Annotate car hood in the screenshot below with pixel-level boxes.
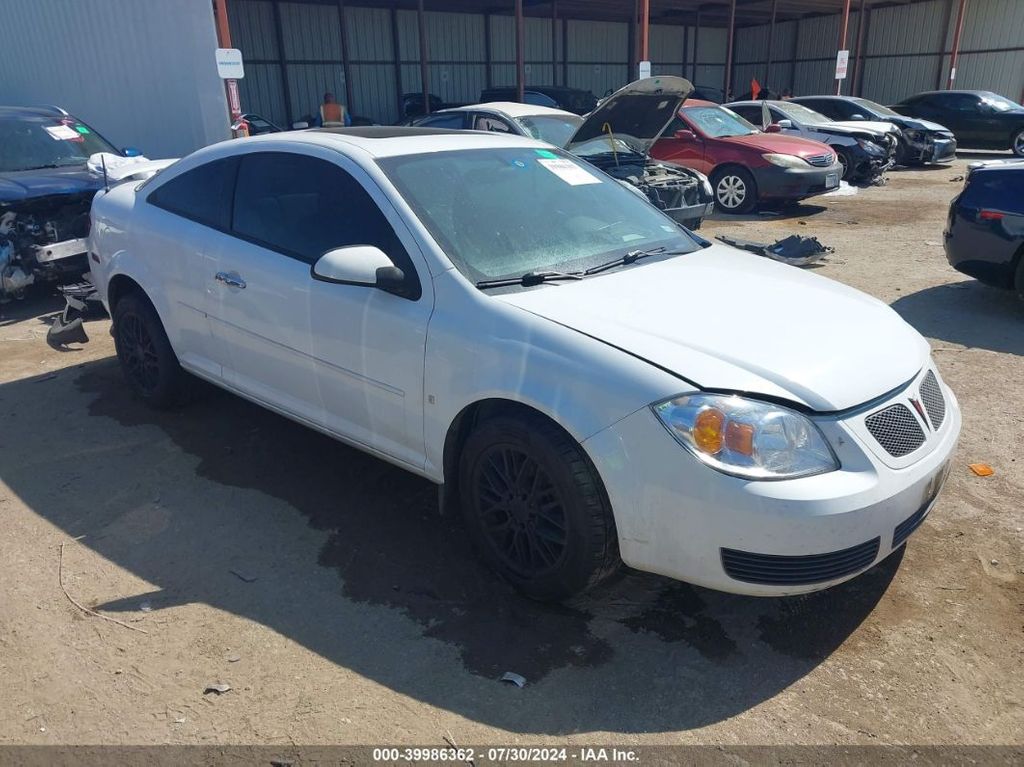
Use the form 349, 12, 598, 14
711, 131, 835, 159
827, 120, 898, 137
496, 244, 929, 412
0, 165, 102, 203
566, 76, 694, 155
888, 115, 951, 133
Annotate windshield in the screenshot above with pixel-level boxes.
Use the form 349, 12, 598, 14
774, 102, 831, 126
567, 135, 643, 158
0, 114, 118, 172
853, 98, 899, 117
379, 147, 697, 285
514, 114, 584, 148
981, 92, 1022, 112
682, 106, 758, 138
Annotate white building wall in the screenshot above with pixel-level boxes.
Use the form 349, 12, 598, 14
0, 0, 229, 158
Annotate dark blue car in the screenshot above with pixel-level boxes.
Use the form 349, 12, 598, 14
0, 106, 138, 301
943, 161, 1024, 299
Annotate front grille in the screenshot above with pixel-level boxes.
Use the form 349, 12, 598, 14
722, 538, 880, 585
919, 371, 946, 429
893, 501, 931, 549
806, 153, 834, 167
865, 403, 926, 457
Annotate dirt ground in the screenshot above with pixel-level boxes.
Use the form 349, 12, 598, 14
0, 154, 1021, 749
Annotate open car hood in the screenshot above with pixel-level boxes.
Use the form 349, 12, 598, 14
565, 76, 694, 156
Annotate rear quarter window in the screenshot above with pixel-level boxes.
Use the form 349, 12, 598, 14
146, 156, 239, 230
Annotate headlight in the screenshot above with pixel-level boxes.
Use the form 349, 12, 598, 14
652, 394, 839, 480
856, 138, 883, 154
692, 170, 713, 197
762, 153, 808, 169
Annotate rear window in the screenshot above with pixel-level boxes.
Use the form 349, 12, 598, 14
962, 170, 1024, 212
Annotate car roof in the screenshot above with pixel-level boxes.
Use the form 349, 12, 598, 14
681, 99, 717, 108
242, 126, 550, 158
441, 101, 577, 119
726, 100, 788, 108
0, 105, 72, 118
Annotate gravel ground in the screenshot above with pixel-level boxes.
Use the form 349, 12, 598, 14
0, 154, 1021, 748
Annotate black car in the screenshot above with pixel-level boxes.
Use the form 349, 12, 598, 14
479, 85, 597, 115
891, 90, 1024, 157
943, 161, 1024, 298
791, 95, 957, 165
0, 106, 141, 302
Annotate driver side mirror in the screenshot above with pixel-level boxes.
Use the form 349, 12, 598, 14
673, 129, 696, 141
849, 113, 866, 121
312, 245, 411, 298
292, 121, 310, 130
764, 123, 782, 133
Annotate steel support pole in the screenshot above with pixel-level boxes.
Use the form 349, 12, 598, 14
417, 0, 430, 114
639, 0, 650, 77
214, 0, 246, 135
337, 0, 354, 113
766, 0, 777, 87
270, 0, 293, 127
551, 1, 558, 85
835, 0, 852, 95
946, 0, 968, 89
515, 0, 525, 102
691, 10, 700, 83
723, 0, 736, 100
390, 7, 403, 120
851, 0, 868, 97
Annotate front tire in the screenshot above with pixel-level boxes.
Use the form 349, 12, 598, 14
458, 413, 620, 601
112, 292, 190, 409
711, 167, 757, 214
1012, 129, 1024, 158
836, 148, 853, 181
1014, 254, 1024, 301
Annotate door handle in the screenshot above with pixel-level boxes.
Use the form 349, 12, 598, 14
215, 272, 246, 289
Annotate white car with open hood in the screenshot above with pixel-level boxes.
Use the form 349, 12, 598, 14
87, 126, 960, 600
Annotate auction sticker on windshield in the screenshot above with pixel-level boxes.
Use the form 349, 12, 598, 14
538, 158, 601, 185
45, 124, 80, 141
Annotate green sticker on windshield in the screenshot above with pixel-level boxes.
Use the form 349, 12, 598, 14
75, 125, 90, 134
534, 149, 557, 158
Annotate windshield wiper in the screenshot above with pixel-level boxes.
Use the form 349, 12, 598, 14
475, 270, 585, 290
584, 246, 690, 276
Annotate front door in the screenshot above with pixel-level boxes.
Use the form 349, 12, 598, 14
205, 147, 432, 468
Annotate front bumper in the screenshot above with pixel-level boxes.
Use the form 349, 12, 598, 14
666, 200, 715, 227
583, 367, 961, 596
751, 162, 842, 201
901, 134, 957, 164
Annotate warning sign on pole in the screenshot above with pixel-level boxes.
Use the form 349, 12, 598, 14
835, 50, 850, 80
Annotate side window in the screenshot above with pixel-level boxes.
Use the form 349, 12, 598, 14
729, 105, 760, 124
812, 100, 844, 119
473, 114, 513, 133
231, 152, 413, 275
416, 113, 466, 129
961, 171, 1024, 211
146, 156, 238, 230
929, 93, 974, 111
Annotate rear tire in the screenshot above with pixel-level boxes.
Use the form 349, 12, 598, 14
112, 292, 190, 409
711, 167, 757, 214
457, 413, 621, 601
1014, 255, 1024, 301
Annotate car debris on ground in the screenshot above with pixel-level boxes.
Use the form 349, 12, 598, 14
715, 233, 834, 267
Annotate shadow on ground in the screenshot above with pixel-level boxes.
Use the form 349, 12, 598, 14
0, 354, 904, 734
892, 280, 1024, 356
708, 202, 827, 225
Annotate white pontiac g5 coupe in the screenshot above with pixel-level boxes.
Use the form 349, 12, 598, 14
87, 126, 960, 600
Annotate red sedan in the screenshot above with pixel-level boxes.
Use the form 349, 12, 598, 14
652, 100, 843, 213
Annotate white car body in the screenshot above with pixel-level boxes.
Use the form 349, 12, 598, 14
88, 128, 960, 596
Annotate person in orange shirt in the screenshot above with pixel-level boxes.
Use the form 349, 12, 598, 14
318, 92, 351, 127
